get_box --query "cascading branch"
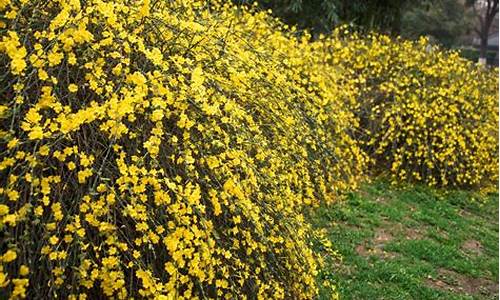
[0,0,365,299]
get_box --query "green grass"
[312,180,499,300]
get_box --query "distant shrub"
[330,30,499,188]
[0,0,364,299]
[459,48,498,65]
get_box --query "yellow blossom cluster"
[0,0,366,299]
[328,29,498,187]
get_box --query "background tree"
[337,0,411,34]
[237,0,416,35]
[401,0,473,47]
[466,0,499,63]
[245,0,339,34]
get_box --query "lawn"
[312,180,499,300]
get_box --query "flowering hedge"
[0,0,366,299]
[0,0,498,299]
[328,30,499,188]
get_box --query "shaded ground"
[312,180,499,300]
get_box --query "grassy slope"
[312,180,499,300]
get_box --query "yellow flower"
[2,214,16,226]
[0,271,8,288]
[38,69,49,80]
[0,105,8,118]
[68,84,78,93]
[7,138,18,149]
[11,58,26,74]
[39,145,50,156]
[164,262,176,275]
[19,265,29,276]
[28,126,44,140]
[7,189,19,201]
[49,235,59,245]
[2,249,17,263]
[0,204,8,216]
[47,51,63,67]
[34,206,43,216]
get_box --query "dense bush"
[327,30,499,188]
[0,0,365,298]
[0,0,497,299]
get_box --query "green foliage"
[249,0,339,33]
[401,0,473,47]
[460,48,498,64]
[241,0,414,34]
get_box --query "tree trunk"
[470,0,499,65]
[391,6,402,35]
[479,34,488,65]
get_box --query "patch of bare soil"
[357,189,371,199]
[380,220,403,231]
[404,227,424,240]
[330,259,356,276]
[355,244,368,256]
[461,239,483,255]
[374,196,389,204]
[425,268,498,297]
[437,228,449,239]
[458,209,474,218]
[355,244,398,259]
[374,228,392,244]
[355,228,398,259]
